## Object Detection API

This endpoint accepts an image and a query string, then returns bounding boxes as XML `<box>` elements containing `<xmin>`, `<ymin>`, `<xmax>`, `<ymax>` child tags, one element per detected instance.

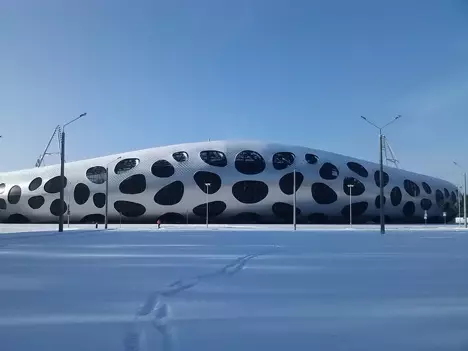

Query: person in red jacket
<box><xmin>157</xmin><ymin>219</ymin><xmax>161</xmax><ymax>229</ymax></box>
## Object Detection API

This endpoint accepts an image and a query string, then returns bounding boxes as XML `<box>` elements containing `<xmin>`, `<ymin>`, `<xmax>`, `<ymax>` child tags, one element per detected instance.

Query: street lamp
<box><xmin>453</xmin><ymin>161</ymin><xmax>467</xmax><ymax>228</ymax></box>
<box><xmin>360</xmin><ymin>114</ymin><xmax>402</xmax><ymax>234</ymax></box>
<box><xmin>59</xmin><ymin>112</ymin><xmax>87</xmax><ymax>232</ymax></box>
<box><xmin>347</xmin><ymin>184</ymin><xmax>354</xmax><ymax>227</ymax></box>
<box><xmin>205</xmin><ymin>183</ymin><xmax>211</xmax><ymax>228</ymax></box>
<box><xmin>105</xmin><ymin>156</ymin><xmax>122</xmax><ymax>229</ymax></box>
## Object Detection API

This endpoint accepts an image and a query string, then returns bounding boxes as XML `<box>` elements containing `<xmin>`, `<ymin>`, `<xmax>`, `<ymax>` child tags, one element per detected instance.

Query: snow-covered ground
<box><xmin>1</xmin><ymin>226</ymin><xmax>468</xmax><ymax>350</ymax></box>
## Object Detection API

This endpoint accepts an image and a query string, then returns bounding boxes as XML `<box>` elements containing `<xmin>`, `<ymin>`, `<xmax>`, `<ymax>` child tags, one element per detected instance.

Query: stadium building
<box><xmin>0</xmin><ymin>140</ymin><xmax>459</xmax><ymax>224</ymax></box>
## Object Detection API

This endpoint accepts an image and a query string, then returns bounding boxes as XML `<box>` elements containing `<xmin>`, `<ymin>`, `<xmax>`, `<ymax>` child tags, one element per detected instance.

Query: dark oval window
<box><xmin>311</xmin><ymin>183</ymin><xmax>338</xmax><ymax>205</ymax></box>
<box><xmin>390</xmin><ymin>186</ymin><xmax>402</xmax><ymax>206</ymax></box>
<box><xmin>422</xmin><ymin>182</ymin><xmax>432</xmax><ymax>194</ymax></box>
<box><xmin>341</xmin><ymin>201</ymin><xmax>368</xmax><ymax>218</ymax></box>
<box><xmin>279</xmin><ymin>172</ymin><xmax>304</xmax><ymax>195</ymax></box>
<box><xmin>200</xmin><ymin>150</ymin><xmax>227</xmax><ymax>167</ymax></box>
<box><xmin>50</xmin><ymin>199</ymin><xmax>67</xmax><ymax>216</ymax></box>
<box><xmin>5</xmin><ymin>214</ymin><xmax>30</xmax><ymax>223</ymax></box>
<box><xmin>29</xmin><ymin>177</ymin><xmax>42</xmax><ymax>191</ymax></box>
<box><xmin>374</xmin><ymin>171</ymin><xmax>389</xmax><ymax>187</ymax></box>
<box><xmin>172</xmin><ymin>151</ymin><xmax>189</xmax><ymax>163</ymax></box>
<box><xmin>151</xmin><ymin>160</ymin><xmax>174</xmax><ymax>178</ymax></box>
<box><xmin>28</xmin><ymin>196</ymin><xmax>45</xmax><ymax>209</ymax></box>
<box><xmin>86</xmin><ymin>166</ymin><xmax>107</xmax><ymax>184</ymax></box>
<box><xmin>421</xmin><ymin>198</ymin><xmax>432</xmax><ymax>211</ymax></box>
<box><xmin>451</xmin><ymin>191</ymin><xmax>457</xmax><ymax>204</ymax></box>
<box><xmin>154</xmin><ymin>181</ymin><xmax>184</xmax><ymax>206</ymax></box>
<box><xmin>193</xmin><ymin>171</ymin><xmax>221</xmax><ymax>194</ymax></box>
<box><xmin>114</xmin><ymin>201</ymin><xmax>146</xmax><ymax>217</ymax></box>
<box><xmin>80</xmin><ymin>214</ymin><xmax>105</xmax><ymax>224</ymax></box>
<box><xmin>44</xmin><ymin>176</ymin><xmax>67</xmax><ymax>194</ymax></box>
<box><xmin>93</xmin><ymin>193</ymin><xmax>106</xmax><ymax>208</ymax></box>
<box><xmin>403</xmin><ymin>201</ymin><xmax>416</xmax><ymax>217</ymax></box>
<box><xmin>272</xmin><ymin>202</ymin><xmax>301</xmax><ymax>221</ymax></box>
<box><xmin>319</xmin><ymin>162</ymin><xmax>339</xmax><ymax>180</ymax></box>
<box><xmin>8</xmin><ymin>185</ymin><xmax>21</xmax><ymax>204</ymax></box>
<box><xmin>157</xmin><ymin>212</ymin><xmax>186</xmax><ymax>224</ymax></box>
<box><xmin>435</xmin><ymin>189</ymin><xmax>444</xmax><ymax>207</ymax></box>
<box><xmin>375</xmin><ymin>195</ymin><xmax>387</xmax><ymax>209</ymax></box>
<box><xmin>119</xmin><ymin>174</ymin><xmax>146</xmax><ymax>194</ymax></box>
<box><xmin>235</xmin><ymin>150</ymin><xmax>266</xmax><ymax>175</ymax></box>
<box><xmin>347</xmin><ymin>162</ymin><xmax>368</xmax><ymax>178</ymax></box>
<box><xmin>404</xmin><ymin>180</ymin><xmax>420</xmax><ymax>197</ymax></box>
<box><xmin>114</xmin><ymin>158</ymin><xmax>140</xmax><ymax>174</ymax></box>
<box><xmin>444</xmin><ymin>188</ymin><xmax>450</xmax><ymax>198</ymax></box>
<box><xmin>272</xmin><ymin>152</ymin><xmax>295</xmax><ymax>170</ymax></box>
<box><xmin>232</xmin><ymin>180</ymin><xmax>269</xmax><ymax>204</ymax></box>
<box><xmin>0</xmin><ymin>198</ymin><xmax>6</xmax><ymax>210</ymax></box>
<box><xmin>343</xmin><ymin>177</ymin><xmax>365</xmax><ymax>196</ymax></box>
<box><xmin>305</xmin><ymin>153</ymin><xmax>319</xmax><ymax>165</ymax></box>
<box><xmin>193</xmin><ymin>201</ymin><xmax>226</xmax><ymax>217</ymax></box>
<box><xmin>74</xmin><ymin>183</ymin><xmax>90</xmax><ymax>205</ymax></box>
<box><xmin>0</xmin><ymin>183</ymin><xmax>5</xmax><ymax>194</ymax></box>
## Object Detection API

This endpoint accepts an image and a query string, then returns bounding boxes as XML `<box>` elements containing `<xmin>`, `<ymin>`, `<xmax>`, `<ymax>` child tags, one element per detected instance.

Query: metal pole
<box><xmin>379</xmin><ymin>132</ymin><xmax>385</xmax><ymax>234</ymax></box>
<box><xmin>293</xmin><ymin>168</ymin><xmax>296</xmax><ymax>231</ymax></box>
<box><xmin>67</xmin><ymin>184</ymin><xmax>71</xmax><ymax>228</ymax></box>
<box><xmin>58</xmin><ymin>131</ymin><xmax>65</xmax><ymax>232</ymax></box>
<box><xmin>464</xmin><ymin>172</ymin><xmax>467</xmax><ymax>228</ymax></box>
<box><xmin>349</xmin><ymin>186</ymin><xmax>352</xmax><ymax>227</ymax></box>
<box><xmin>205</xmin><ymin>185</ymin><xmax>209</xmax><ymax>228</ymax></box>
<box><xmin>458</xmin><ymin>187</ymin><xmax>462</xmax><ymax>227</ymax></box>
<box><xmin>105</xmin><ymin>167</ymin><xmax>109</xmax><ymax>229</ymax></box>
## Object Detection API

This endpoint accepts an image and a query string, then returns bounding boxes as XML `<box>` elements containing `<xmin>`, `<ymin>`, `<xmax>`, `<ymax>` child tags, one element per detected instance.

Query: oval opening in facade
<box><xmin>172</xmin><ymin>151</ymin><xmax>189</xmax><ymax>163</ymax></box>
<box><xmin>86</xmin><ymin>166</ymin><xmax>107</xmax><ymax>184</ymax></box>
<box><xmin>347</xmin><ymin>162</ymin><xmax>368</xmax><ymax>178</ymax></box>
<box><xmin>114</xmin><ymin>158</ymin><xmax>140</xmax><ymax>174</ymax></box>
<box><xmin>200</xmin><ymin>150</ymin><xmax>227</xmax><ymax>167</ymax></box>
<box><xmin>234</xmin><ymin>150</ymin><xmax>266</xmax><ymax>175</ymax></box>
<box><xmin>272</xmin><ymin>152</ymin><xmax>295</xmax><ymax>170</ymax></box>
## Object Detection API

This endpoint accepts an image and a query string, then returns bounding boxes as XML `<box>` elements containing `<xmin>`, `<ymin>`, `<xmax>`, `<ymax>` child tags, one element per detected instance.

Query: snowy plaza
<box><xmin>0</xmin><ymin>224</ymin><xmax>468</xmax><ymax>350</ymax></box>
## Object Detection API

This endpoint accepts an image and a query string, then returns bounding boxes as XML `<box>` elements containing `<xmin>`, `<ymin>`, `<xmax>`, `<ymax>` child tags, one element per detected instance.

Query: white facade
<box><xmin>0</xmin><ymin>140</ymin><xmax>459</xmax><ymax>224</ymax></box>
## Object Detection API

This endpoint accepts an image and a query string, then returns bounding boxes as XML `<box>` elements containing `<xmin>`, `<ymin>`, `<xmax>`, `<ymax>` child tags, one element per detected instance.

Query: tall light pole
<box><xmin>59</xmin><ymin>112</ymin><xmax>87</xmax><ymax>232</ymax></box>
<box><xmin>360</xmin><ymin>115</ymin><xmax>402</xmax><ymax>234</ymax></box>
<box><xmin>293</xmin><ymin>168</ymin><xmax>297</xmax><ymax>231</ymax></box>
<box><xmin>205</xmin><ymin>183</ymin><xmax>211</xmax><ymax>228</ymax></box>
<box><xmin>453</xmin><ymin>161</ymin><xmax>467</xmax><ymax>228</ymax></box>
<box><xmin>67</xmin><ymin>182</ymin><xmax>71</xmax><ymax>228</ymax></box>
<box><xmin>459</xmin><ymin>186</ymin><xmax>462</xmax><ymax>227</ymax></box>
<box><xmin>347</xmin><ymin>184</ymin><xmax>354</xmax><ymax>227</ymax></box>
<box><xmin>105</xmin><ymin>156</ymin><xmax>122</xmax><ymax>229</ymax></box>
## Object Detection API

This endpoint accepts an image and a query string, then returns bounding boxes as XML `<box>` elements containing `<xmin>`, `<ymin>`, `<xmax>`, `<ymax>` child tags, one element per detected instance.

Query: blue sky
<box><xmin>1</xmin><ymin>0</ymin><xmax>468</xmax><ymax>184</ymax></box>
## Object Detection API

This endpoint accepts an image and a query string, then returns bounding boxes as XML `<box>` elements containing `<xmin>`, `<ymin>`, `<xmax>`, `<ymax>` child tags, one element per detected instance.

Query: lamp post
<box><xmin>205</xmin><ymin>183</ymin><xmax>211</xmax><ymax>228</ymax></box>
<box><xmin>459</xmin><ymin>186</ymin><xmax>462</xmax><ymax>227</ymax></box>
<box><xmin>360</xmin><ymin>115</ymin><xmax>402</xmax><ymax>234</ymax></box>
<box><xmin>293</xmin><ymin>168</ymin><xmax>297</xmax><ymax>231</ymax></box>
<box><xmin>67</xmin><ymin>182</ymin><xmax>71</xmax><ymax>228</ymax></box>
<box><xmin>453</xmin><ymin>161</ymin><xmax>467</xmax><ymax>228</ymax></box>
<box><xmin>105</xmin><ymin>156</ymin><xmax>122</xmax><ymax>229</ymax></box>
<box><xmin>347</xmin><ymin>184</ymin><xmax>354</xmax><ymax>227</ymax></box>
<box><xmin>59</xmin><ymin>112</ymin><xmax>87</xmax><ymax>232</ymax></box>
